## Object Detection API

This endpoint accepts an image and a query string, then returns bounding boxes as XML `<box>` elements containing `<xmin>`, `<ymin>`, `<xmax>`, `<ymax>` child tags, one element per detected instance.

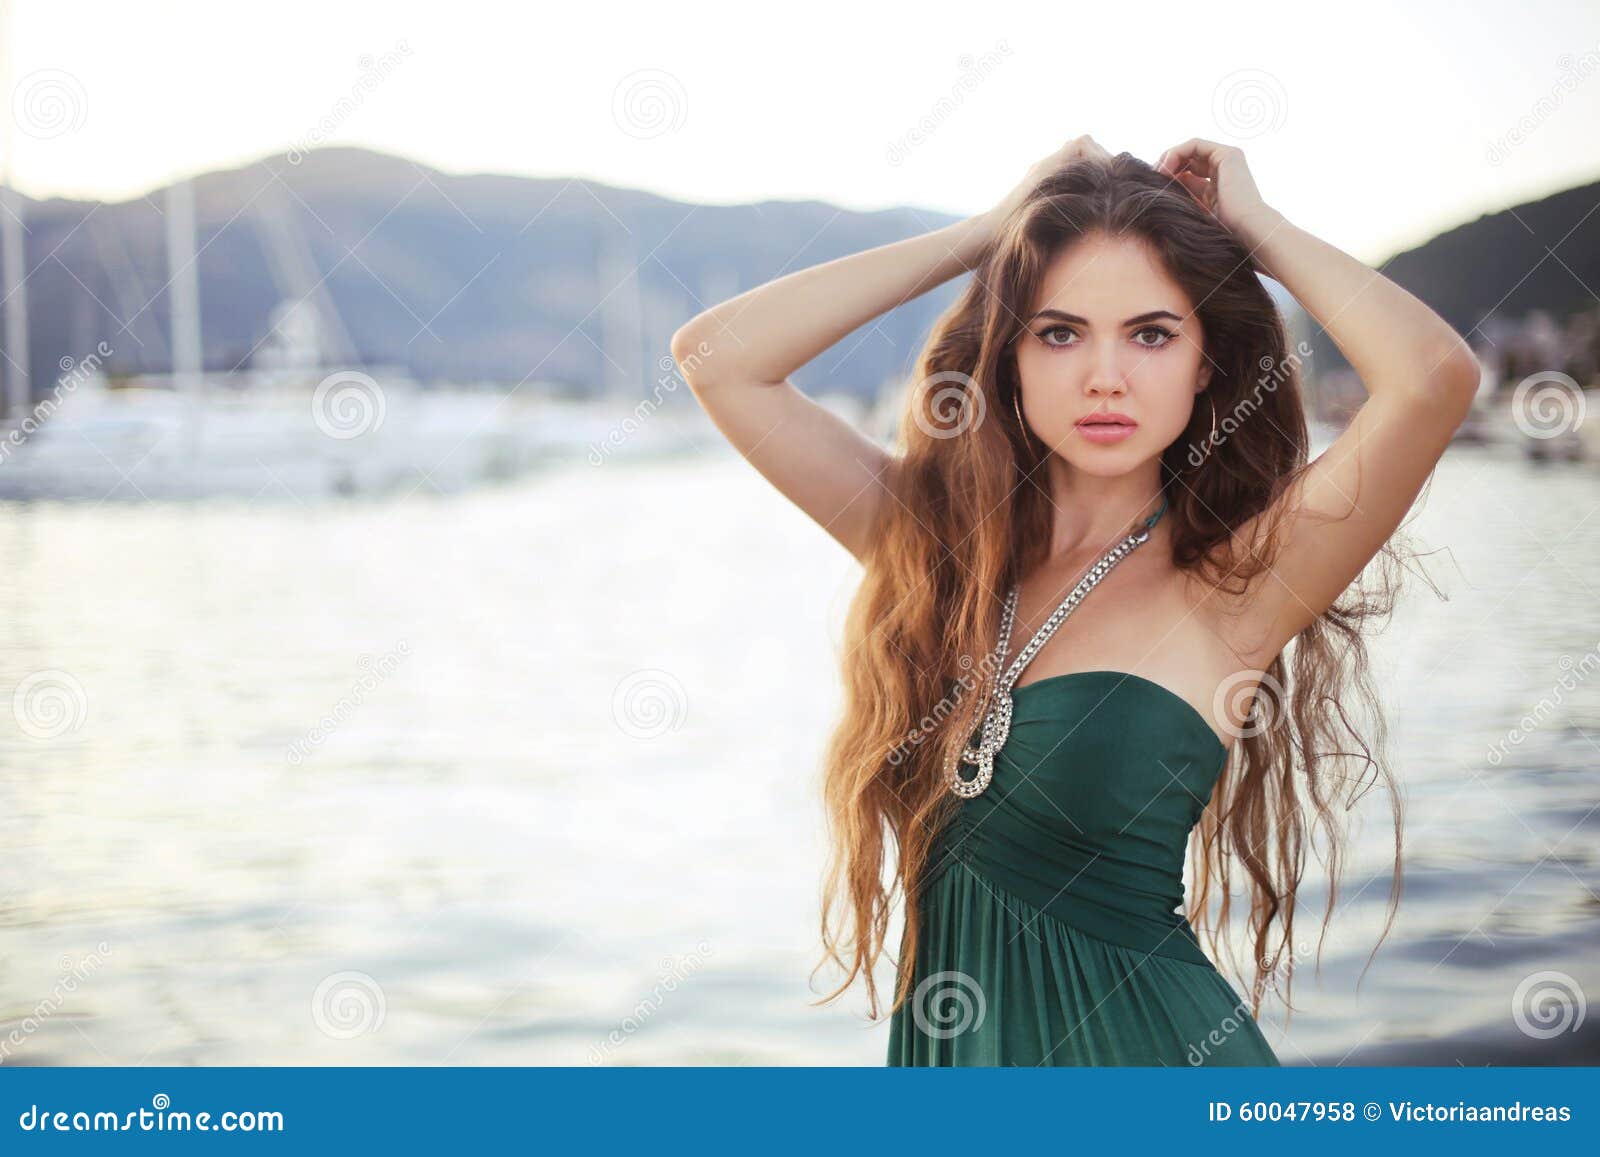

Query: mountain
<box><xmin>1309</xmin><ymin>176</ymin><xmax>1600</xmax><ymax>373</ymax></box>
<box><xmin>1</xmin><ymin>147</ymin><xmax>965</xmax><ymax>405</ymax></box>
<box><xmin>5</xmin><ymin>146</ymin><xmax>1590</xmax><ymax>406</ymax></box>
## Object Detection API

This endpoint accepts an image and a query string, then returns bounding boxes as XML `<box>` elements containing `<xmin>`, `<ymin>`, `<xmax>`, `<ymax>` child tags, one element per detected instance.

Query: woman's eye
<box><xmin>1037</xmin><ymin>325</ymin><xmax>1175</xmax><ymax>349</ymax></box>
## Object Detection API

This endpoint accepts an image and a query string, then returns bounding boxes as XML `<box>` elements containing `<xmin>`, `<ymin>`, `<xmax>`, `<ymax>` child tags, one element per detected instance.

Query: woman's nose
<box><xmin>1085</xmin><ymin>346</ymin><xmax>1127</xmax><ymax>395</ymax></box>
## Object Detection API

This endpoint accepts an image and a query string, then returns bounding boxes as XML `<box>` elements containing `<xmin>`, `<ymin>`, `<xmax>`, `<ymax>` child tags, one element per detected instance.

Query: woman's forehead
<box><xmin>1030</xmin><ymin>236</ymin><xmax>1193</xmax><ymax>319</ymax></box>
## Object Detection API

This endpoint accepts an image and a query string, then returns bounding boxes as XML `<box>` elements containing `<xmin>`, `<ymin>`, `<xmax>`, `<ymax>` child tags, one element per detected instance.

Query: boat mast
<box><xmin>165</xmin><ymin>173</ymin><xmax>204</xmax><ymax>456</ymax></box>
<box><xmin>0</xmin><ymin>0</ymin><xmax>31</xmax><ymax>423</ymax></box>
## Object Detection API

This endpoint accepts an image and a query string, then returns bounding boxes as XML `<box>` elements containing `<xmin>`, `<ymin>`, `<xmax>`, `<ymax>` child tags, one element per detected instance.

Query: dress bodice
<box><xmin>932</xmin><ymin>670</ymin><xmax>1230</xmax><ymax>966</ymax></box>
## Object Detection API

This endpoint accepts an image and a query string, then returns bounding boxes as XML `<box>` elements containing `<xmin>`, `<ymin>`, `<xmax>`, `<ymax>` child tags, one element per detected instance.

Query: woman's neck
<box><xmin>1042</xmin><ymin>458</ymin><xmax>1167</xmax><ymax>560</ymax></box>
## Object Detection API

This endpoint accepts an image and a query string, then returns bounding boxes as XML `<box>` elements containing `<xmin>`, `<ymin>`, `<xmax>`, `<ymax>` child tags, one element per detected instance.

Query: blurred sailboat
<box><xmin>0</xmin><ymin>177</ymin><xmax>703</xmax><ymax>501</ymax></box>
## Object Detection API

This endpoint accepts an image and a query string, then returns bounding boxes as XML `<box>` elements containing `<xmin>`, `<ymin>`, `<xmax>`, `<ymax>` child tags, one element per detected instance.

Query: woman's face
<box><xmin>1012</xmin><ymin>231</ymin><xmax>1212</xmax><ymax>477</ymax></box>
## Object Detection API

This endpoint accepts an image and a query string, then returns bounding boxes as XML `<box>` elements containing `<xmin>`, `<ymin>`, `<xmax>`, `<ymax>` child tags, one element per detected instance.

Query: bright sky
<box><xmin>3</xmin><ymin>0</ymin><xmax>1598</xmax><ymax>262</ymax></box>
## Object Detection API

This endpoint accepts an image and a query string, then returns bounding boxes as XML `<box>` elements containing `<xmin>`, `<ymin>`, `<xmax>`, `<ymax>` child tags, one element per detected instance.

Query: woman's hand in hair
<box><xmin>1155</xmin><ymin>139</ymin><xmax>1282</xmax><ymax>269</ymax></box>
<box><xmin>983</xmin><ymin>134</ymin><xmax>1113</xmax><ymax>235</ymax></box>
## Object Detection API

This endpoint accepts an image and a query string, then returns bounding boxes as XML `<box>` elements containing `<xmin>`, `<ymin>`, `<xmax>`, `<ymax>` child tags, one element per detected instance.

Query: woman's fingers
<box><xmin>1157</xmin><ymin>139</ymin><xmax>1202</xmax><ymax>174</ymax></box>
<box><xmin>1176</xmin><ymin>170</ymin><xmax>1212</xmax><ymax>206</ymax></box>
<box><xmin>1157</xmin><ymin>139</ymin><xmax>1269</xmax><ymax>240</ymax></box>
<box><xmin>1158</xmin><ymin>137</ymin><xmax>1225</xmax><ymax>178</ymax></box>
<box><xmin>993</xmin><ymin>134</ymin><xmax>1118</xmax><ymax>225</ymax></box>
<box><xmin>1065</xmin><ymin>135</ymin><xmax>1108</xmax><ymax>164</ymax></box>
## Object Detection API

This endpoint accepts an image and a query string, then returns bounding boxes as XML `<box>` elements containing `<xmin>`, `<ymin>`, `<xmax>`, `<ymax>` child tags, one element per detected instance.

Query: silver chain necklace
<box><xmin>945</xmin><ymin>495</ymin><xmax>1169</xmax><ymax>799</ymax></box>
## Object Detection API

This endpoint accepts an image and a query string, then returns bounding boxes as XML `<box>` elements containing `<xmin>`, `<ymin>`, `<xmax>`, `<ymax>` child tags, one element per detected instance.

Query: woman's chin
<box><xmin>1048</xmin><ymin>445</ymin><xmax>1151</xmax><ymax>477</ymax></box>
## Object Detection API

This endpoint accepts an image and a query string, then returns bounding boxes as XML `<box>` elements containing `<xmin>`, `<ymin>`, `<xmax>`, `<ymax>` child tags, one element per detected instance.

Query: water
<box><xmin>1</xmin><ymin>436</ymin><xmax>1596</xmax><ymax>1066</ymax></box>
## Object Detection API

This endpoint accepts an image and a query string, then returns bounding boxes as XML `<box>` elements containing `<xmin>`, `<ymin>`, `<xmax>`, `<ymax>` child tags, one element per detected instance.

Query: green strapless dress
<box><xmin>886</xmin><ymin>670</ymin><xmax>1282</xmax><ymax>1067</ymax></box>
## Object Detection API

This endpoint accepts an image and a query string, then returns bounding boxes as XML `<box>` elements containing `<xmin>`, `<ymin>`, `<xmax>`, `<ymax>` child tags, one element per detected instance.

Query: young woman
<box><xmin>670</xmin><ymin>135</ymin><xmax>1479</xmax><ymax>1066</ymax></box>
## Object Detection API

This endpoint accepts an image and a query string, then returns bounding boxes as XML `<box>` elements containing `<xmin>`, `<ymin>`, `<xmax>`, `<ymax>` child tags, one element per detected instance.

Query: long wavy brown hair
<box><xmin>809</xmin><ymin>152</ymin><xmax>1429</xmax><ymax>1029</ymax></box>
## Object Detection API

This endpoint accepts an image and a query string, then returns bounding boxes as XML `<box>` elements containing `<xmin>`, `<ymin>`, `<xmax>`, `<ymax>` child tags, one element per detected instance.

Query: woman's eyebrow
<box><xmin>1027</xmin><ymin>309</ymin><xmax>1184</xmax><ymax>326</ymax></box>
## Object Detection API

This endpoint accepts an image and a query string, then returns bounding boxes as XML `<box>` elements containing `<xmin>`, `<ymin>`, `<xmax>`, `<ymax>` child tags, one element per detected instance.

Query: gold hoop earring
<box><xmin>1185</xmin><ymin>392</ymin><xmax>1219</xmax><ymax>471</ymax></box>
<box><xmin>1012</xmin><ymin>390</ymin><xmax>1035</xmax><ymax>450</ymax></box>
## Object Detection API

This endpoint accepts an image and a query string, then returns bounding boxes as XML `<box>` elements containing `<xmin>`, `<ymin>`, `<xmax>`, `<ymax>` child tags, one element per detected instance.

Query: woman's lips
<box><xmin>1075</xmin><ymin>418</ymin><xmax>1137</xmax><ymax>444</ymax></box>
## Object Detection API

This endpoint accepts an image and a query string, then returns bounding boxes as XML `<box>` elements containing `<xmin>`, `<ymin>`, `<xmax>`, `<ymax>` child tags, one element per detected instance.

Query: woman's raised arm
<box><xmin>670</xmin><ymin>136</ymin><xmax>1116</xmax><ymax>565</ymax></box>
<box><xmin>669</xmin><ymin>215</ymin><xmax>991</xmax><ymax>565</ymax></box>
<box><xmin>1157</xmin><ymin>139</ymin><xmax>1481</xmax><ymax>660</ymax></box>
